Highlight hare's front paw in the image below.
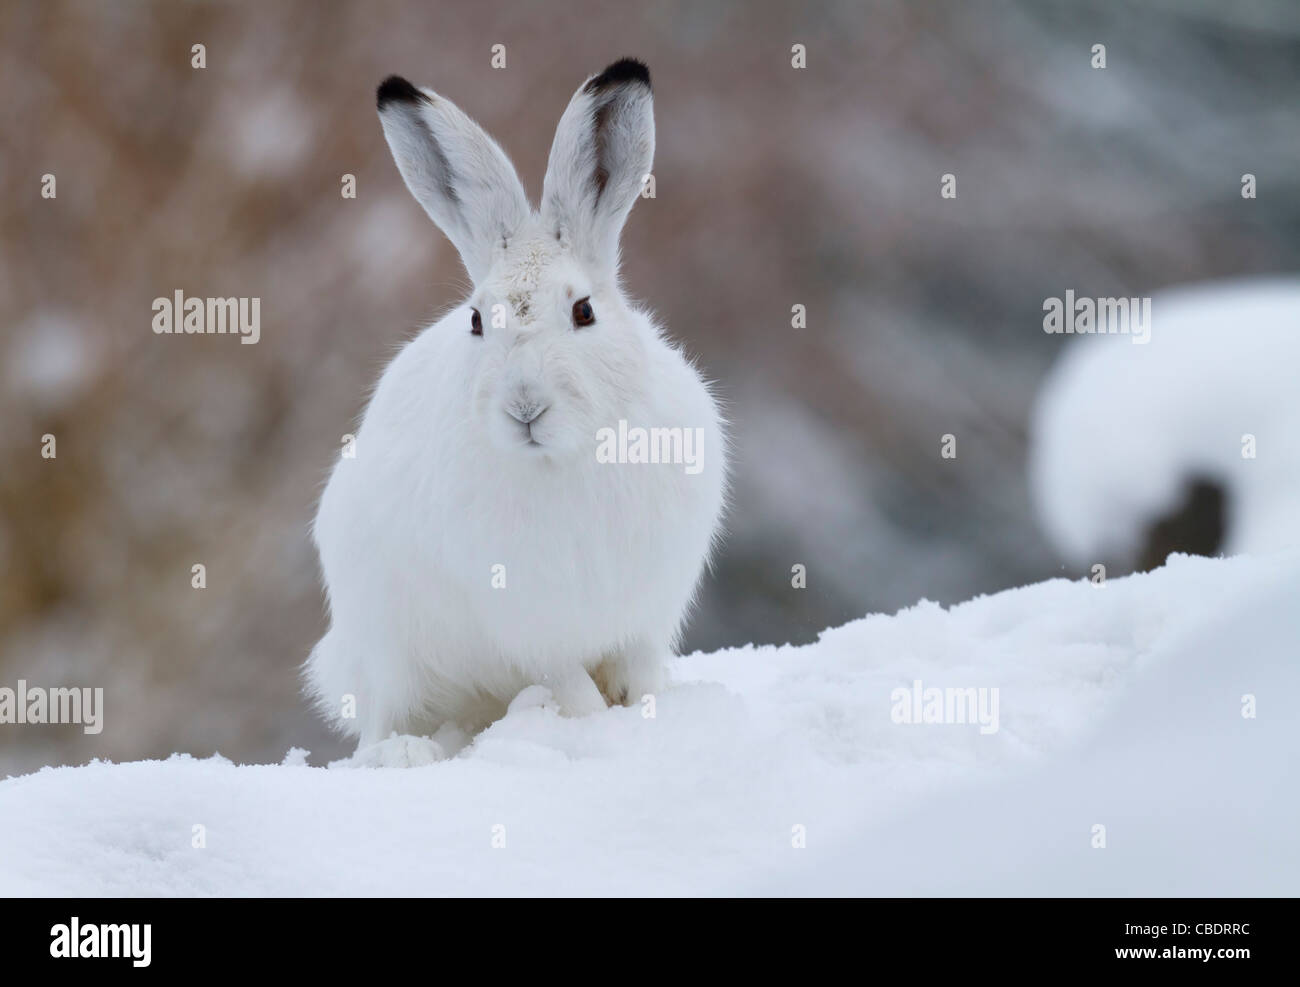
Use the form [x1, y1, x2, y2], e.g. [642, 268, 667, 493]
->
[508, 670, 609, 719]
[594, 647, 666, 707]
[337, 733, 447, 769]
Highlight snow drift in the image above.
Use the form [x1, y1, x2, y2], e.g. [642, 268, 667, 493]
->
[1029, 277, 1300, 565]
[1, 549, 1294, 896]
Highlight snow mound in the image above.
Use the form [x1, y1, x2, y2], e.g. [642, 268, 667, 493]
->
[1029, 277, 1300, 565]
[1, 551, 1295, 896]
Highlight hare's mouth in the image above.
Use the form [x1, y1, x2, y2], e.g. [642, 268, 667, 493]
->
[514, 421, 543, 449]
[503, 407, 550, 449]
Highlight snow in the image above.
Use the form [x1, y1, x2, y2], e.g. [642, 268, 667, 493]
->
[1028, 277, 1300, 564]
[2, 549, 1295, 896]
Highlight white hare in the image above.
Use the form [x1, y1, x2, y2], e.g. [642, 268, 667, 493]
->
[306, 59, 728, 765]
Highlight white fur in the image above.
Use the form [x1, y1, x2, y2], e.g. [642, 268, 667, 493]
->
[306, 63, 728, 756]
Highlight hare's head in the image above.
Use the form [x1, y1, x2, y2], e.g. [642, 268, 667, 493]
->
[377, 59, 656, 459]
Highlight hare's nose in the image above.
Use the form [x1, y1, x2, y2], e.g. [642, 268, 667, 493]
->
[507, 399, 548, 425]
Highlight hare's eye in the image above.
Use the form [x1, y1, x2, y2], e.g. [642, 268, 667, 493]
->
[470, 308, 483, 336]
[572, 298, 595, 328]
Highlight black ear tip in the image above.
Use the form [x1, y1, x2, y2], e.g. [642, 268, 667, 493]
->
[377, 75, 425, 110]
[585, 58, 651, 94]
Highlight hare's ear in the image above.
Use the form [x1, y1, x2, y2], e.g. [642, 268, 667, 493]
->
[377, 76, 530, 284]
[540, 59, 654, 272]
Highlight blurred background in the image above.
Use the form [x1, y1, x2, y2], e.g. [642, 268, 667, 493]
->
[2, 0, 1297, 775]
